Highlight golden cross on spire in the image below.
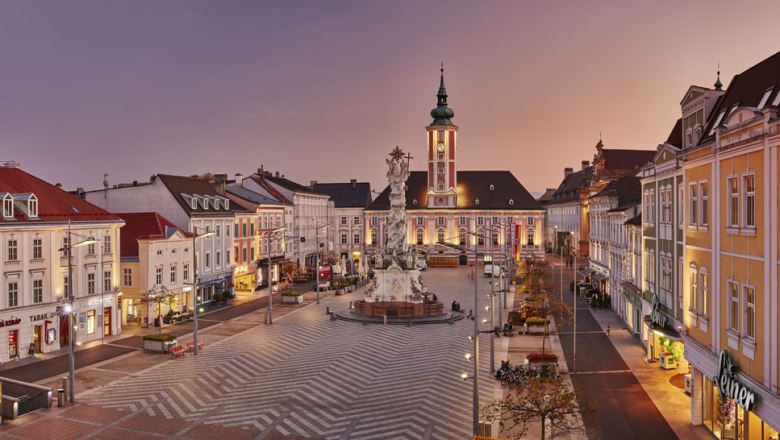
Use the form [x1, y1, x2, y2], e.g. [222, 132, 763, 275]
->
[389, 146, 405, 161]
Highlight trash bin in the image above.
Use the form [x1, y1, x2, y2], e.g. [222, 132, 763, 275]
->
[57, 389, 65, 407]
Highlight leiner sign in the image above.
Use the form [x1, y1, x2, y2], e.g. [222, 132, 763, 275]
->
[714, 350, 757, 411]
[650, 294, 667, 329]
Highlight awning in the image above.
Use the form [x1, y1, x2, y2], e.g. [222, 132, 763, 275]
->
[643, 316, 683, 341]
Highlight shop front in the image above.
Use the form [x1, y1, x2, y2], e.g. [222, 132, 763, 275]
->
[621, 281, 642, 336]
[642, 294, 688, 374]
[694, 351, 778, 440]
[0, 305, 77, 362]
[196, 272, 231, 304]
[233, 263, 256, 293]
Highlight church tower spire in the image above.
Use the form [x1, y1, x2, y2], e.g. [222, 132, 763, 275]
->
[426, 64, 459, 208]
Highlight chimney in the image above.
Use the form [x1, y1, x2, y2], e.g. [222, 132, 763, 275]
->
[581, 160, 589, 170]
[275, 171, 280, 178]
[132, 180, 138, 186]
[55, 183, 63, 189]
[310, 180, 317, 188]
[213, 174, 228, 195]
[350, 178, 357, 189]
[235, 173, 243, 188]
[564, 167, 573, 178]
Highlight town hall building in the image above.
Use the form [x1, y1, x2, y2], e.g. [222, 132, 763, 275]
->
[364, 68, 545, 267]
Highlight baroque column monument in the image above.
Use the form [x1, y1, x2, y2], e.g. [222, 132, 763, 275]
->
[366, 146, 426, 303]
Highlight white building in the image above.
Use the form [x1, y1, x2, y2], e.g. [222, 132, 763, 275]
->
[239, 170, 333, 270]
[545, 162, 592, 255]
[116, 212, 194, 327]
[84, 174, 235, 305]
[0, 163, 124, 362]
[313, 180, 372, 275]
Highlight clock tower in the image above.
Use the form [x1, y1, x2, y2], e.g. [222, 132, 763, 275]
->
[426, 65, 458, 208]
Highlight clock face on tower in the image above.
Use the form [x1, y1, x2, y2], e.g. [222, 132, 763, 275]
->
[436, 142, 445, 152]
[436, 197, 446, 206]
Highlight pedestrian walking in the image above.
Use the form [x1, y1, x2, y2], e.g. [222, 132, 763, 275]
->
[606, 324, 611, 336]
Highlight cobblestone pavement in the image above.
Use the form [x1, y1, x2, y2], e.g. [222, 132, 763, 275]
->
[38, 267, 498, 440]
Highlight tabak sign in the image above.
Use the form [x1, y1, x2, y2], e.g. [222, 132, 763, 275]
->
[714, 350, 757, 411]
[650, 294, 668, 329]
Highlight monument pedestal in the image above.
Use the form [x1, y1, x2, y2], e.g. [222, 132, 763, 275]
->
[366, 263, 423, 303]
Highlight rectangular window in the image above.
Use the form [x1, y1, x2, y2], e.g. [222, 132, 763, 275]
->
[250, 222, 255, 236]
[437, 130, 445, 142]
[216, 225, 221, 238]
[689, 184, 698, 225]
[459, 217, 466, 226]
[242, 223, 247, 237]
[353, 216, 360, 225]
[155, 267, 162, 286]
[417, 217, 424, 226]
[416, 231, 423, 245]
[477, 217, 484, 226]
[183, 264, 189, 282]
[250, 246, 255, 261]
[341, 234, 347, 244]
[87, 310, 96, 335]
[103, 233, 112, 254]
[437, 231, 445, 243]
[62, 236, 70, 257]
[87, 239, 96, 256]
[103, 270, 111, 293]
[341, 216, 347, 225]
[744, 285, 755, 339]
[371, 217, 378, 226]
[437, 167, 444, 174]
[170, 265, 176, 283]
[32, 238, 43, 259]
[123, 268, 132, 286]
[699, 182, 708, 226]
[87, 272, 96, 294]
[689, 268, 697, 312]
[700, 272, 708, 317]
[33, 279, 43, 303]
[728, 281, 739, 332]
[216, 250, 221, 266]
[527, 217, 534, 226]
[242, 247, 247, 262]
[234, 224, 239, 237]
[8, 282, 18, 308]
[353, 233, 360, 244]
[63, 274, 69, 299]
[438, 217, 445, 226]
[728, 177, 739, 228]
[459, 234, 465, 246]
[478, 236, 484, 245]
[744, 175, 755, 228]
[7, 238, 17, 261]
[678, 185, 684, 226]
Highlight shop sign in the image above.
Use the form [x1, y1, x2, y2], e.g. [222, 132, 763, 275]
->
[88, 297, 114, 307]
[0, 317, 22, 328]
[650, 294, 668, 329]
[714, 351, 757, 411]
[29, 312, 54, 322]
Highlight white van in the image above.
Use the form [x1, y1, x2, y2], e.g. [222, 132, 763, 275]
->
[484, 264, 502, 277]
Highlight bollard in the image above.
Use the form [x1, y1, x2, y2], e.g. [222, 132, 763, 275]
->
[61, 376, 68, 401]
[349, 301, 353, 309]
[449, 315, 455, 325]
[383, 314, 387, 326]
[57, 389, 65, 407]
[325, 306, 330, 315]
[330, 311, 336, 321]
[606, 324, 611, 336]
[407, 317, 412, 327]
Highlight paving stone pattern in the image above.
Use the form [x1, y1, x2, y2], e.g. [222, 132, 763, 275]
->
[80, 268, 495, 440]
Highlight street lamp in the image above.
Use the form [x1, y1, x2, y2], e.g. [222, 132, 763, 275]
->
[264, 227, 286, 324]
[315, 223, 331, 305]
[191, 228, 215, 355]
[59, 220, 98, 403]
[571, 231, 577, 373]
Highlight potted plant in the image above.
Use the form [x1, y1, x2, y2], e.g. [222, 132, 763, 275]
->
[143, 333, 176, 353]
[526, 352, 558, 364]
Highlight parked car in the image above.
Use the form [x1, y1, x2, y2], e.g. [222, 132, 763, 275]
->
[484, 264, 503, 277]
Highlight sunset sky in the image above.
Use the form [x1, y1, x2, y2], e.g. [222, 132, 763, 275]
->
[3, 1, 780, 195]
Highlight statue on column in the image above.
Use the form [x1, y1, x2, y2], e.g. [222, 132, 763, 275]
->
[382, 146, 411, 269]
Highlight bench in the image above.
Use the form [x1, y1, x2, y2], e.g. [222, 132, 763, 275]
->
[186, 341, 204, 352]
[169, 345, 185, 358]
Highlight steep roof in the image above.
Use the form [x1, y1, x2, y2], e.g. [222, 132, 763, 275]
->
[601, 149, 655, 171]
[156, 174, 235, 217]
[547, 167, 594, 206]
[116, 212, 191, 258]
[226, 186, 284, 206]
[536, 188, 557, 206]
[313, 182, 372, 208]
[254, 173, 323, 196]
[591, 175, 642, 207]
[0, 166, 121, 224]
[702, 51, 780, 143]
[665, 118, 683, 148]
[367, 171, 542, 211]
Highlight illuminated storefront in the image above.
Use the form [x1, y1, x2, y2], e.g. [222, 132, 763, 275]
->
[642, 295, 689, 373]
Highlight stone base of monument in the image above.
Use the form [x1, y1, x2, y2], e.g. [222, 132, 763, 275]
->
[353, 300, 444, 318]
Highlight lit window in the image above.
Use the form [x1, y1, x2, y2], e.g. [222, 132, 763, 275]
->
[416, 230, 423, 245]
[699, 182, 708, 226]
[728, 177, 739, 228]
[689, 184, 697, 225]
[689, 266, 697, 312]
[155, 267, 162, 285]
[123, 268, 133, 286]
[744, 285, 755, 339]
[744, 175, 755, 228]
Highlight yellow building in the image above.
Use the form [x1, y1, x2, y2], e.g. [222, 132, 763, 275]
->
[682, 52, 780, 439]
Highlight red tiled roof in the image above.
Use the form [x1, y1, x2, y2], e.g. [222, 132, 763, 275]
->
[0, 167, 121, 224]
[116, 212, 191, 258]
[601, 149, 655, 171]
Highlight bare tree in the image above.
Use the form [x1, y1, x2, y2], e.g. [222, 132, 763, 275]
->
[138, 286, 179, 334]
[483, 376, 587, 440]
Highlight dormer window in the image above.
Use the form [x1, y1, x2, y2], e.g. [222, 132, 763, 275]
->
[509, 199, 514, 206]
[2, 194, 13, 219]
[27, 195, 38, 218]
[758, 87, 774, 109]
[475, 198, 480, 206]
[489, 184, 495, 191]
[412, 199, 418, 205]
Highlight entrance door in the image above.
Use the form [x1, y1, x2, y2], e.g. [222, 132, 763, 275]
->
[33, 325, 42, 353]
[8, 330, 18, 358]
[104, 307, 111, 336]
[59, 317, 69, 346]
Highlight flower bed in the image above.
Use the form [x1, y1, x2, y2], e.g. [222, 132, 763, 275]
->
[525, 317, 548, 326]
[281, 291, 305, 303]
[527, 352, 558, 363]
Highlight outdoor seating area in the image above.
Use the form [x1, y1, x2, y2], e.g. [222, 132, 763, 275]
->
[186, 341, 204, 352]
[168, 345, 185, 358]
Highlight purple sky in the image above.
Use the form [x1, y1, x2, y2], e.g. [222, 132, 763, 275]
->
[3, 1, 780, 196]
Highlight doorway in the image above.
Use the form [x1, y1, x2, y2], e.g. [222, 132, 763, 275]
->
[33, 325, 42, 353]
[104, 307, 111, 336]
[59, 317, 69, 347]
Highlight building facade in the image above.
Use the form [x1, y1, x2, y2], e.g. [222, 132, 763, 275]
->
[365, 68, 545, 267]
[116, 212, 193, 327]
[0, 163, 124, 363]
[681, 53, 780, 438]
[84, 174, 236, 306]
[313, 180, 372, 276]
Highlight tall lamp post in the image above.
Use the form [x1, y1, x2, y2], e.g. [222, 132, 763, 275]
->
[191, 227, 215, 355]
[265, 227, 286, 324]
[60, 220, 98, 403]
[571, 231, 577, 373]
[315, 223, 331, 305]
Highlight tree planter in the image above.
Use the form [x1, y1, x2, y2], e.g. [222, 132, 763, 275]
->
[282, 293, 304, 304]
[526, 325, 546, 335]
[142, 334, 176, 353]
